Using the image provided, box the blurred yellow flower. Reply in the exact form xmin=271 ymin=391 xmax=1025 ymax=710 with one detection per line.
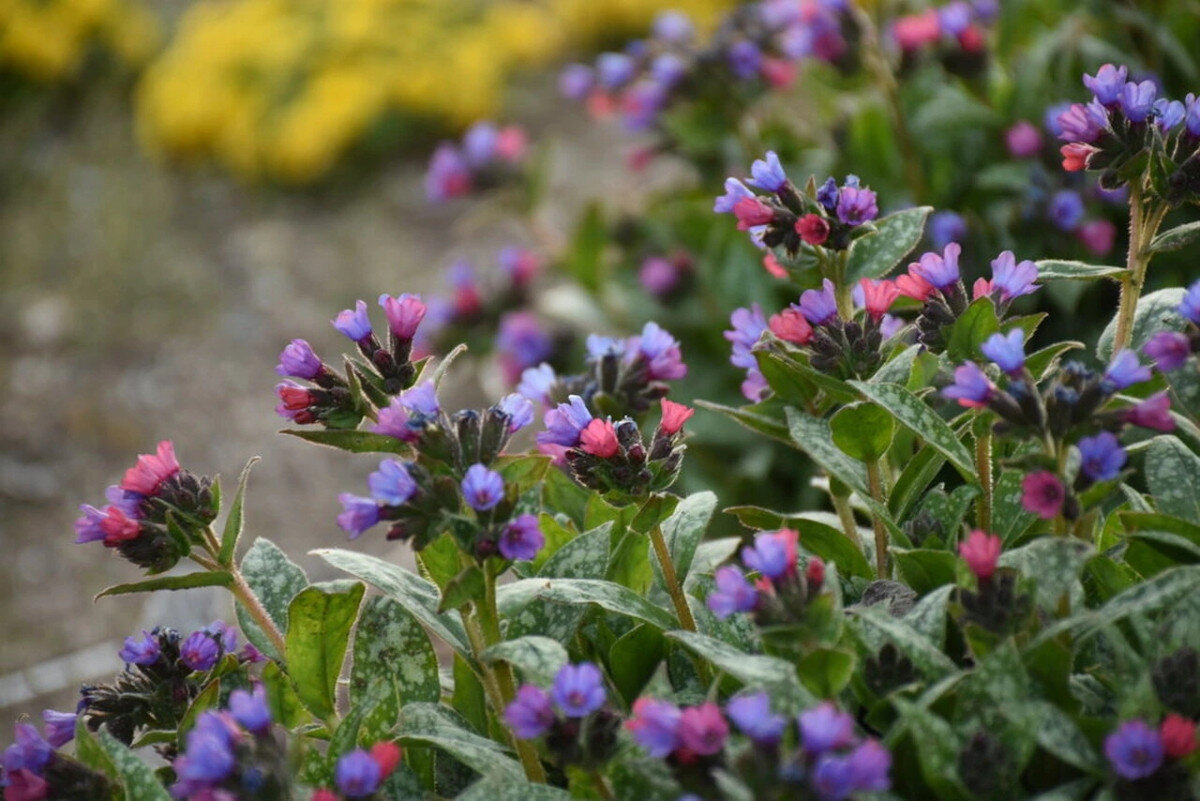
xmin=0 ymin=0 xmax=159 ymax=82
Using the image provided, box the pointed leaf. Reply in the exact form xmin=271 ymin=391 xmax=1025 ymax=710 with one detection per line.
xmin=1148 ymin=220 xmax=1200 ymax=253
xmin=851 ymin=381 xmax=975 ymax=479
xmin=218 ymin=456 xmax=259 ymax=566
xmin=847 ymin=206 xmax=933 ymax=280
xmin=280 ymin=429 xmax=412 ymax=455
xmin=666 ymin=629 xmax=816 ymax=712
xmin=1144 ymin=436 xmax=1200 ymax=521
xmin=285 ymin=581 xmax=366 ymax=721
xmin=396 ymin=703 xmax=524 ymax=781
xmin=95 ymin=571 xmax=233 ymax=601
xmin=352 ymin=596 xmax=440 ymax=707
xmin=830 ymin=402 xmax=895 ymax=462
xmin=482 ymin=636 xmax=569 ymax=686
xmin=1033 ymin=260 xmax=1127 ymax=280
xmin=237 ymin=537 xmax=308 ymax=659
xmin=500 ymin=577 xmax=677 ymax=630
xmin=1098 ymin=288 xmax=1187 ymax=358
xmin=95 ymin=730 xmax=172 ymax=801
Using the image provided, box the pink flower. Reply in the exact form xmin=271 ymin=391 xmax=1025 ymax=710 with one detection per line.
xmin=1005 ymin=121 xmax=1043 ymax=158
xmin=858 ymin=278 xmax=900 ymax=321
xmin=579 ymin=419 xmax=619 ymax=458
xmin=1077 ymin=219 xmax=1116 ymax=256
xmin=763 ymin=252 xmax=788 ymax=279
xmin=769 ymin=307 xmax=813 ymax=345
xmin=972 ymin=277 xmax=993 ymax=300
xmin=806 ymin=557 xmax=825 ymax=588
xmin=795 ymin=213 xmax=830 ymax=246
xmin=1021 ymin=471 xmax=1065 ymax=519
xmin=659 ymin=399 xmax=694 ymax=435
xmin=892 ymin=11 xmax=941 ymax=51
xmin=120 ymin=441 xmax=180 ymax=495
xmin=1122 ymin=392 xmax=1175 ymax=432
xmin=1161 ymin=714 xmax=1197 ymax=759
xmin=100 ymin=506 xmax=141 ymax=545
xmin=495 ymin=126 xmax=528 ymax=162
xmin=369 ymin=742 xmax=403 ymax=777
xmin=1060 ymin=143 xmax=1099 ymax=172
xmin=733 ymin=197 xmax=775 ymax=230
xmin=896 ymin=271 xmax=936 ymax=302
xmin=761 ymin=57 xmax=797 ymax=88
xmin=676 ymin=702 xmax=728 ymax=756
xmin=958 ymin=530 xmax=1001 ymax=580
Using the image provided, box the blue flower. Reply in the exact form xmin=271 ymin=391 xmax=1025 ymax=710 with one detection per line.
xmin=180 ymin=630 xmax=221 ymax=672
xmin=551 ymin=663 xmax=607 ymax=718
xmin=596 ymin=52 xmax=635 ymax=89
xmin=517 ymin=363 xmax=558 ymax=406
xmin=726 ymin=692 xmax=786 ymax=745
xmin=228 ymin=687 xmax=271 ymax=735
xmin=799 ymin=702 xmax=855 ymax=754
xmin=741 ymin=530 xmax=796 ymax=580
xmin=368 ymin=459 xmax=417 ymax=507
xmin=538 ymin=395 xmax=593 ymax=448
xmin=1155 ymin=98 xmax=1185 ymax=132
xmin=1120 ymin=80 xmax=1158 ymax=123
xmin=748 ymin=151 xmax=788 ymax=192
xmin=707 ymin=566 xmax=757 ymax=619
xmin=990 ymin=251 xmax=1039 ymax=300
xmin=587 ymin=334 xmax=625 ymax=360
xmin=332 ymin=300 xmax=373 ymax=342
xmin=816 ymin=177 xmax=840 ymax=210
xmin=506 ymin=685 xmax=556 ymax=739
xmin=929 ymin=211 xmax=967 ymax=250
xmin=337 ymin=494 xmax=381 ymax=538
xmin=496 ymin=393 xmax=535 ymax=432
xmin=3 ymin=723 xmax=52 ymax=776
xmin=727 ymin=40 xmax=762 ymax=79
xmin=1186 ymin=93 xmax=1200 ymax=137
xmin=1103 ymin=349 xmax=1152 ymax=391
xmin=499 ymin=514 xmax=544 ymax=561
xmin=942 ymin=362 xmax=995 ymax=408
xmin=1180 ymin=278 xmax=1200 ymax=325
xmin=714 ymin=178 xmax=755 ymax=214
xmin=461 ymin=464 xmax=505 ymax=511
xmin=335 ymin=749 xmax=383 ymax=798
xmin=275 ymin=339 xmax=323 ymax=379
xmin=835 ymin=186 xmax=878 ymax=226
xmin=652 ymin=10 xmax=694 ymax=43
xmin=1105 ymin=720 xmax=1164 ymax=781
xmin=119 ymin=630 xmax=161 ymax=666
xmin=1048 ymin=190 xmax=1084 ymax=231
xmin=799 ymin=279 xmax=839 ymax=325
xmin=1077 ymin=431 xmax=1127 ymax=482
xmin=911 ymin=243 xmax=961 ymax=289
xmin=628 ymin=321 xmax=687 ymax=380
xmin=980 ymin=329 xmax=1026 ymax=375
xmin=626 ymin=698 xmax=682 ymax=757
xmin=558 ymin=63 xmax=593 ymax=100
xmin=1083 ymin=64 xmax=1128 ymax=106
xmin=42 ymin=710 xmax=76 ymax=749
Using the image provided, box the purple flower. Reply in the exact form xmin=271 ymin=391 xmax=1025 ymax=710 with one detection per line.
xmin=816 ymin=176 xmax=839 ymax=210
xmin=725 ymin=304 xmax=767 ymax=369
xmin=204 ymin=620 xmax=238 ymax=654
xmin=378 ymin=293 xmax=426 ymax=341
xmin=1077 ymin=432 xmax=1127 ymax=482
xmin=180 ymin=630 xmax=221 ymax=672
xmin=559 ymin=63 xmax=594 ymax=100
xmin=1144 ymin=331 xmax=1191 ymax=372
xmin=1124 ymin=392 xmax=1175 ymax=432
xmin=3 ymin=723 xmax=52 ymax=775
xmin=597 ymin=52 xmax=636 ymax=89
xmin=1103 ymin=349 xmax=1152 ymax=390
xmin=228 ymin=686 xmax=271 ymax=734
xmin=1185 ymin=93 xmax=1200 ymax=137
xmin=741 ymin=530 xmax=797 ymax=581
xmin=119 ymin=630 xmax=161 ymax=666
xmin=538 ymin=395 xmax=593 ymax=448
xmin=1022 ymin=471 xmax=1065 ymax=519
xmin=1155 ymin=98 xmax=1185 ymax=132
xmin=911 ymin=243 xmax=961 ymax=289
xmin=847 ymin=740 xmax=892 ymax=793
xmin=275 ymin=339 xmax=322 ymax=379
xmin=651 ymin=53 xmax=687 ymax=87
xmin=981 ymin=329 xmax=1026 ymax=375
xmin=332 ymin=300 xmax=372 ymax=342
xmin=749 ymin=151 xmax=787 ymax=191
xmin=497 ymin=312 xmax=555 ymax=381
xmin=497 ymin=393 xmax=535 ymax=432
xmin=173 ymin=713 xmax=237 ymax=791
xmin=938 ymin=1 xmax=972 ymax=35
xmin=368 ymin=459 xmax=417 ymax=506
xmin=639 ymin=256 xmax=683 ymax=297
xmin=551 ymin=663 xmax=606 ymax=718
xmin=1105 ymin=720 xmax=1164 ymax=781
xmin=726 ymin=692 xmax=786 ymax=745
xmin=587 ymin=334 xmax=625 ymax=360
xmin=929 ymin=211 xmax=968 ymax=249
xmin=990 ymin=251 xmax=1039 ymax=300
xmin=1084 ymin=64 xmax=1129 ymax=106
xmin=41 ymin=710 xmax=76 ymax=749
xmin=1056 ymin=101 xmax=1108 ymax=142
xmin=627 ymin=321 xmax=687 ymax=380
xmin=836 ymin=186 xmax=878 ymax=226
xmin=506 ymin=685 xmax=556 ymax=739
xmin=462 ymin=122 xmax=499 ymax=167
xmin=728 ymin=40 xmax=762 ymax=79
xmin=653 ymin=10 xmax=693 ymax=43
xmin=425 ymin=144 xmax=472 ymax=201
xmin=517 ymin=363 xmax=557 ymax=405
xmin=337 ymin=494 xmax=380 ymax=538
xmin=462 ymin=464 xmax=505 ymax=512
xmin=799 ymin=702 xmax=855 ymax=754
xmin=1120 ymin=80 xmax=1157 ymax=123
xmin=714 ymin=178 xmax=755 ymax=214
xmin=1181 ymin=279 xmax=1200 ymax=324
xmin=812 ymin=752 xmax=857 ymax=801
xmin=626 ymin=698 xmax=682 ymax=757
xmin=1005 ymin=121 xmax=1043 ymax=158
xmin=799 ymin=279 xmax=839 ymax=325
xmin=499 ymin=514 xmax=544 ymax=561
xmin=707 ymin=566 xmax=758 ymax=619
xmin=336 ymin=749 xmax=383 ymax=798
xmin=1049 ymin=190 xmax=1084 ymax=231
xmin=399 ymin=381 xmax=440 ymax=416
xmin=74 ymin=504 xmax=109 ymax=544
xmin=677 ymin=702 xmax=729 ymax=756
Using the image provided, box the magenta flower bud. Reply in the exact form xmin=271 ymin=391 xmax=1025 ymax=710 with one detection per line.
xmin=1005 ymin=120 xmax=1043 ymax=157
xmin=120 ymin=440 xmax=180 ymax=496
xmin=180 ymin=630 xmax=221 ymax=672
xmin=1144 ymin=331 xmax=1191 ymax=372
xmin=958 ymin=529 xmax=1001 ymax=580
xmin=1123 ymin=392 xmax=1175 ymax=432
xmin=378 ymin=293 xmax=426 ymax=341
xmin=1021 ymin=471 xmax=1065 ymax=519
xmin=677 ymin=702 xmax=728 ymax=756
xmin=275 ymin=339 xmax=323 ymax=379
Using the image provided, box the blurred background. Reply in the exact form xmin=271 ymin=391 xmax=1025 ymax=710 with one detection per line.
xmin=0 ymin=0 xmax=740 ymax=731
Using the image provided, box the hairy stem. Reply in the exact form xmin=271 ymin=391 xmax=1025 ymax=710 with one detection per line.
xmin=229 ymin=569 xmax=288 ymax=658
xmin=866 ymin=461 xmax=890 ymax=579
xmin=975 ymin=425 xmax=993 ymax=532
xmin=831 ymin=492 xmax=865 ymax=551
xmin=1112 ymin=186 xmax=1168 ymax=354
xmin=649 ymin=524 xmax=698 ymax=634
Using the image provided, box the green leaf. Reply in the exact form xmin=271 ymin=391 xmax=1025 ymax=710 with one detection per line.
xmin=482 ymin=636 xmax=569 ymax=686
xmin=565 ymin=201 xmax=608 ymax=294
xmin=73 ymin=717 xmax=117 ymax=779
xmin=1025 ymin=341 xmax=1085 ymax=379
xmin=396 ymin=703 xmax=524 ymax=782
xmin=1033 ymin=260 xmax=1127 ymax=280
xmin=851 ymin=381 xmax=975 ymax=479
xmin=1148 ymin=220 xmax=1200 ymax=253
xmin=757 ymin=349 xmax=857 ymax=405
xmin=998 ymin=537 xmax=1094 ymax=611
xmin=539 ymin=522 xmax=611 ymax=579
xmin=892 ymin=548 xmax=959 ymax=594
xmin=431 ymin=343 xmax=468 ymax=390
xmin=279 ymin=429 xmax=411 ymax=455
xmin=94 ymin=570 xmax=233 ymax=601
xmin=316 ymin=548 xmax=471 ymax=656
xmin=1098 ymin=288 xmax=1187 ymax=359
xmin=784 ymin=407 xmax=868 ymax=493
xmin=888 ymin=445 xmax=948 ymax=522
xmin=351 ymin=596 xmax=440 ymax=707
xmin=852 ymin=607 xmax=958 ymax=678
xmin=261 ymin=661 xmax=309 ymax=729
xmin=830 ymin=402 xmax=895 ymax=462
xmin=500 ymin=577 xmax=677 ymax=631
xmin=945 ymin=297 xmax=1001 ymax=364
xmin=608 ymin=624 xmax=665 ymax=704
xmin=796 ymin=648 xmax=856 ymax=698
xmin=696 ymin=399 xmax=790 ymax=444
xmin=95 ymin=729 xmax=172 ymax=801
xmin=887 ymin=698 xmax=971 ymax=801
xmin=285 ymin=581 xmax=366 ymax=721
xmin=438 ymin=565 xmax=486 ymax=613
xmin=655 ymin=491 xmax=717 ymax=585
xmin=456 ymin=776 xmax=574 ymax=801
xmin=1144 ymin=436 xmax=1200 ymax=521
xmin=218 ymin=456 xmax=258 ymax=566
xmin=1071 ymin=565 xmax=1200 ymax=641
xmin=666 ymin=629 xmax=816 ymax=712
xmin=847 ymin=206 xmax=933 ymax=280
xmin=237 ymin=537 xmax=308 ymax=659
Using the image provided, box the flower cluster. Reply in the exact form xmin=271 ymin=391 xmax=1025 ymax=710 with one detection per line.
xmin=1056 ymin=64 xmax=1200 ymax=203
xmin=562 ymin=4 xmax=855 ymax=135
xmin=1104 ymin=716 xmax=1196 ymax=789
xmin=425 ymin=120 xmax=528 ymax=201
xmin=537 ymin=397 xmax=693 ymax=500
xmin=891 ymin=0 xmax=996 ymax=77
xmin=1144 ymin=279 xmax=1200 ymax=373
xmin=505 ymin=662 xmax=620 ymax=769
xmin=708 ymin=528 xmax=826 ymax=625
xmin=81 ymin=623 xmax=259 ymax=749
xmin=627 ymin=694 xmax=890 ymax=800
xmin=1 ymin=713 xmax=109 ymax=801
xmin=943 ymin=332 xmax=1170 ymax=521
xmin=716 ymin=161 xmax=879 ymax=260
xmin=74 ymin=441 xmax=216 ymax=572
xmin=276 ymin=294 xmax=428 ymax=428
xmin=954 ymin=529 xmax=1033 ymax=634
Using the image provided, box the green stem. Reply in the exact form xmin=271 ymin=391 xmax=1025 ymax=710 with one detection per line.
xmin=865 ymin=461 xmax=890 ymax=579
xmin=591 ymin=770 xmax=616 ymax=801
xmin=649 ymin=524 xmax=698 ymax=634
xmin=831 ymin=492 xmax=864 ymax=551
xmin=832 ymin=254 xmax=854 ymax=320
xmin=1112 ymin=186 xmax=1168 ymax=354
xmin=230 ymin=568 xmax=288 ymax=658
xmin=975 ymin=424 xmax=993 ymax=532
